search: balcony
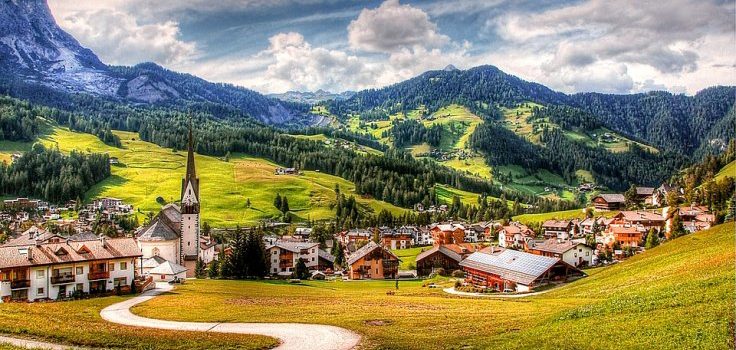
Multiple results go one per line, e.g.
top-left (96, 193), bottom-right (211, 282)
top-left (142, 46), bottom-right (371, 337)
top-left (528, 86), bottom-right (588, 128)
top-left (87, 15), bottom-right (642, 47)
top-left (51, 273), bottom-right (75, 284)
top-left (10, 279), bottom-right (30, 289)
top-left (88, 271), bottom-right (109, 280)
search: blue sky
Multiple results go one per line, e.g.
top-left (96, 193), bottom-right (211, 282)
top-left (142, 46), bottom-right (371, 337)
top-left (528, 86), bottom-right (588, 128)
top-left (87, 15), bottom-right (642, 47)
top-left (48, 0), bottom-right (735, 94)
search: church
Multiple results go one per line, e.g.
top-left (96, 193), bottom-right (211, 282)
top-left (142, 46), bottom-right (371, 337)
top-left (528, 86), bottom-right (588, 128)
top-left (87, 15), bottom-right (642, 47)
top-left (136, 124), bottom-right (216, 278)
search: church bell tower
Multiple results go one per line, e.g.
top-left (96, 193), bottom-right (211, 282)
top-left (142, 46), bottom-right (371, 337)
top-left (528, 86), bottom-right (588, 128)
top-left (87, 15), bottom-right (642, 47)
top-left (180, 120), bottom-right (200, 269)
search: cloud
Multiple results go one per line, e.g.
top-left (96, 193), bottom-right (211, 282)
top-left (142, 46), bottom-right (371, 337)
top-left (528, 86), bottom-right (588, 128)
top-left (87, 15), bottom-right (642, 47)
top-left (53, 8), bottom-right (197, 67)
top-left (495, 0), bottom-right (732, 74)
top-left (348, 0), bottom-right (449, 53)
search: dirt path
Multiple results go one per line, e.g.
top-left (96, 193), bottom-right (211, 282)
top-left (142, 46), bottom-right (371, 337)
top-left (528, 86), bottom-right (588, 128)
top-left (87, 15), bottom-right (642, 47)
top-left (100, 283), bottom-right (361, 350)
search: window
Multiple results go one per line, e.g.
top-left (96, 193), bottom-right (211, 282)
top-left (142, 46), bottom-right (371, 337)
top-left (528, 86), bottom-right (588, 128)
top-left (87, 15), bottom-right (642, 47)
top-left (37, 288), bottom-right (44, 295)
top-left (120, 262), bottom-right (127, 270)
top-left (114, 277), bottom-right (127, 287)
top-left (273, 251), bottom-right (277, 255)
top-left (161, 275), bottom-right (165, 280)
top-left (109, 263), bottom-right (115, 272)
top-left (152, 247), bottom-right (160, 256)
top-left (586, 252), bottom-right (590, 256)
top-left (311, 257), bottom-right (315, 262)
top-left (36, 270), bottom-right (45, 279)
top-left (75, 283), bottom-right (83, 292)
top-left (76, 267), bottom-right (83, 275)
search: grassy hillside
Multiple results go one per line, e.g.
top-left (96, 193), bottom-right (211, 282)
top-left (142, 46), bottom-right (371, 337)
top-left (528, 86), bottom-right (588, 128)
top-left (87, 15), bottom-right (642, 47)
top-left (715, 160), bottom-right (736, 182)
top-left (0, 122), bottom-right (406, 227)
top-left (134, 222), bottom-right (735, 350)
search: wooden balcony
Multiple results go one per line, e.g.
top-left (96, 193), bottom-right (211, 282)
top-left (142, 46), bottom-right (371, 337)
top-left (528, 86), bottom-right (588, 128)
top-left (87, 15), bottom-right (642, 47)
top-left (51, 273), bottom-right (75, 284)
top-left (10, 279), bottom-right (30, 289)
top-left (88, 271), bottom-right (109, 280)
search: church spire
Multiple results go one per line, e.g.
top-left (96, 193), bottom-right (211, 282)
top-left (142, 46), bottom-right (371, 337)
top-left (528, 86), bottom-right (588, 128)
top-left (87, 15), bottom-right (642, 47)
top-left (185, 116), bottom-right (196, 181)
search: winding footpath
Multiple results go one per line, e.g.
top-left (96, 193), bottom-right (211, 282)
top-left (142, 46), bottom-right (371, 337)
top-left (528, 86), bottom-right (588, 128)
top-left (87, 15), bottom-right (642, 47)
top-left (100, 283), bottom-right (361, 350)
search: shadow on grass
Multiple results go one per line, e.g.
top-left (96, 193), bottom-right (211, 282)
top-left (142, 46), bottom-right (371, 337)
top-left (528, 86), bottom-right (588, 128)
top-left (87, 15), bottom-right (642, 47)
top-left (85, 175), bottom-right (129, 199)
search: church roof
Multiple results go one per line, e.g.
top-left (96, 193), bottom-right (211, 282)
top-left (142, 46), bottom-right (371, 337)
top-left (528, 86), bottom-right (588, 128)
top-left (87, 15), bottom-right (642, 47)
top-left (149, 260), bottom-right (187, 275)
top-left (142, 255), bottom-right (167, 268)
top-left (137, 218), bottom-right (179, 241)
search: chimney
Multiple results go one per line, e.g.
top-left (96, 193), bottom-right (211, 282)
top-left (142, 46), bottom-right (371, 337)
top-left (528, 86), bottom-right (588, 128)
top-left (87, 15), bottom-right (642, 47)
top-left (27, 248), bottom-right (33, 261)
top-left (35, 239), bottom-right (42, 247)
top-left (100, 236), bottom-right (106, 247)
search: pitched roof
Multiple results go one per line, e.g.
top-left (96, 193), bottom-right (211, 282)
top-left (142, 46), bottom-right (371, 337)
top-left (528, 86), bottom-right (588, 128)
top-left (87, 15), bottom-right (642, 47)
top-left (318, 249), bottom-right (335, 263)
top-left (346, 241), bottom-right (399, 265)
top-left (635, 187), bottom-right (655, 196)
top-left (595, 194), bottom-right (625, 203)
top-left (149, 260), bottom-right (187, 275)
top-left (0, 238), bottom-right (141, 269)
top-left (416, 244), bottom-right (478, 264)
top-left (609, 225), bottom-right (641, 235)
top-left (68, 232), bottom-right (99, 241)
top-left (432, 223), bottom-right (465, 232)
top-left (137, 218), bottom-right (179, 241)
top-left (2, 226), bottom-right (62, 247)
top-left (541, 220), bottom-right (571, 229)
top-left (615, 211), bottom-right (665, 222)
top-left (529, 239), bottom-right (588, 255)
top-left (459, 250), bottom-right (561, 286)
top-left (142, 255), bottom-right (167, 268)
top-left (268, 240), bottom-right (319, 253)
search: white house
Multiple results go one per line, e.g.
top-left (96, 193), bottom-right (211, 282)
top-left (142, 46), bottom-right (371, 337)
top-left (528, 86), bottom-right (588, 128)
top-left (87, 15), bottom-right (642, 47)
top-left (527, 239), bottom-right (595, 267)
top-left (0, 237), bottom-right (141, 302)
top-left (266, 240), bottom-right (319, 276)
top-left (148, 260), bottom-right (187, 282)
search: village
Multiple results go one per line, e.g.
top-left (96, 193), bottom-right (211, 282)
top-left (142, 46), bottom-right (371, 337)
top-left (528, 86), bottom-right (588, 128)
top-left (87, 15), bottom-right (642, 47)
top-left (0, 130), bottom-right (718, 301)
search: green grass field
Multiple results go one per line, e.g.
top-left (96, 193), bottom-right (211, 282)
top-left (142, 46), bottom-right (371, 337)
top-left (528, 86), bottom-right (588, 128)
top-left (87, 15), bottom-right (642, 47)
top-left (512, 208), bottom-right (618, 226)
top-left (132, 223), bottom-right (735, 350)
top-left (0, 122), bottom-right (406, 227)
top-left (0, 294), bottom-right (276, 350)
top-left (391, 246), bottom-right (430, 270)
top-left (715, 160), bottom-right (736, 182)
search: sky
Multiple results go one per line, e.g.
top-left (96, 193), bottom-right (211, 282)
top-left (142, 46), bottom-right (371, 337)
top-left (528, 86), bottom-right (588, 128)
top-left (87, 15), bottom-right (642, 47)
top-left (47, 0), bottom-right (736, 95)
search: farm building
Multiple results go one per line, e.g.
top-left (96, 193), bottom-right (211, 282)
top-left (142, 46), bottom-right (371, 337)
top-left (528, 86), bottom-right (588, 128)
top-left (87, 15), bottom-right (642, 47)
top-left (527, 239), bottom-right (594, 267)
top-left (460, 249), bottom-right (583, 292)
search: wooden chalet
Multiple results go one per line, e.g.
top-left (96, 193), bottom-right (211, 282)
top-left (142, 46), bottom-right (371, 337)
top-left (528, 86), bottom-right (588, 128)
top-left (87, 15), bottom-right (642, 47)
top-left (592, 194), bottom-right (625, 211)
top-left (346, 242), bottom-right (400, 280)
top-left (415, 243), bottom-right (478, 276)
top-left (430, 223), bottom-right (466, 245)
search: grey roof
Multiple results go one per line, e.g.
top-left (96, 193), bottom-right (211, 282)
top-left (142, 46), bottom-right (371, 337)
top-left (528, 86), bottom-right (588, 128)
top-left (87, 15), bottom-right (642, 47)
top-left (268, 240), bottom-right (318, 253)
top-left (595, 193), bottom-right (625, 203)
top-left (635, 187), bottom-right (655, 196)
top-left (416, 245), bottom-right (464, 263)
top-left (3, 227), bottom-right (62, 247)
top-left (148, 260), bottom-right (187, 275)
top-left (460, 249), bottom-right (560, 286)
top-left (142, 255), bottom-right (167, 268)
top-left (529, 239), bottom-right (588, 255)
top-left (318, 249), bottom-right (335, 263)
top-left (68, 232), bottom-right (99, 241)
top-left (137, 218), bottom-right (179, 241)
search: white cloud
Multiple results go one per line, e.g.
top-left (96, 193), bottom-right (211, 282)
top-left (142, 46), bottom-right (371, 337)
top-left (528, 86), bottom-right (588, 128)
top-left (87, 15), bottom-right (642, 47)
top-left (490, 0), bottom-right (735, 94)
top-left (51, 7), bottom-right (197, 67)
top-left (348, 0), bottom-right (449, 53)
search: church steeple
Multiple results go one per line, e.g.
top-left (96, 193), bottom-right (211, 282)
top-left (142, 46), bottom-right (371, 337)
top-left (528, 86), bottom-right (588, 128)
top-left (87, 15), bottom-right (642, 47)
top-left (181, 117), bottom-right (199, 213)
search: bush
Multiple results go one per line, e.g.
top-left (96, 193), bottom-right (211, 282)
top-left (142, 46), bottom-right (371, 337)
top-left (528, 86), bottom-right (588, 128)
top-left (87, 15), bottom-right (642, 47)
top-left (451, 270), bottom-right (465, 278)
top-left (435, 268), bottom-right (447, 276)
top-left (454, 281), bottom-right (462, 288)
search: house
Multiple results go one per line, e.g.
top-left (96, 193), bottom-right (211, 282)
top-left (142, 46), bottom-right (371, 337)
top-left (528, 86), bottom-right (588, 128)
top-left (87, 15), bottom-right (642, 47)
top-left (414, 226), bottom-right (433, 246)
top-left (592, 194), bottom-right (625, 211)
top-left (460, 249), bottom-right (583, 292)
top-left (611, 211), bottom-right (666, 233)
top-left (677, 205), bottom-right (716, 233)
top-left (380, 228), bottom-right (412, 250)
top-left (2, 198), bottom-right (43, 211)
top-left (579, 217), bottom-right (607, 236)
top-left (635, 187), bottom-right (655, 205)
top-left (541, 220), bottom-right (574, 240)
top-left (527, 239), bottom-right (594, 267)
top-left (148, 260), bottom-right (187, 282)
top-left (430, 223), bottom-right (466, 245)
top-left (0, 237), bottom-right (141, 302)
top-left (317, 249), bottom-right (335, 271)
top-left (497, 223), bottom-right (535, 248)
top-left (346, 241), bottom-right (400, 280)
top-left (266, 240), bottom-right (319, 276)
top-left (2, 226), bottom-right (63, 247)
top-left (338, 229), bottom-right (373, 245)
top-left (395, 226), bottom-right (420, 245)
top-left (108, 157), bottom-right (119, 165)
top-left (293, 227), bottom-right (313, 240)
top-left (652, 184), bottom-right (682, 207)
top-left (415, 243), bottom-right (478, 276)
top-left (275, 167), bottom-right (297, 175)
top-left (605, 225), bottom-right (643, 248)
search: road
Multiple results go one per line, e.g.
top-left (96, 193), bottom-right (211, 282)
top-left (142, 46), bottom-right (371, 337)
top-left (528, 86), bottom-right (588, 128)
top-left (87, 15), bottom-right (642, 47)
top-left (100, 283), bottom-right (361, 350)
